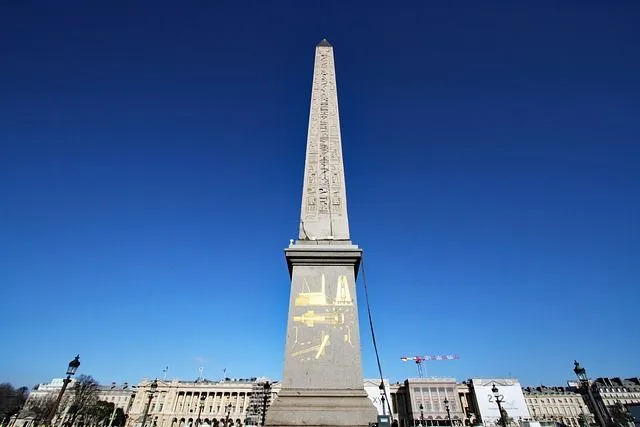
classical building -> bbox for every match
[389,379,475,427]
[98,382,137,412]
[125,378,278,427]
[523,386,593,427]
[12,375,395,427]
[588,377,640,424]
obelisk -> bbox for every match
[266,40,377,427]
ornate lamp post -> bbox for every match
[573,360,607,427]
[141,379,158,427]
[419,403,425,426]
[444,397,452,426]
[196,394,206,427]
[45,355,80,426]
[224,403,233,427]
[261,382,271,426]
[491,384,508,427]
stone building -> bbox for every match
[125,378,278,427]
[389,378,468,427]
[588,377,640,423]
[98,382,137,412]
[523,386,593,427]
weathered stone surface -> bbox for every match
[298,40,350,242]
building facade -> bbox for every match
[468,379,530,427]
[589,377,640,424]
[390,378,467,427]
[125,378,278,427]
[523,386,593,427]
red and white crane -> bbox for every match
[400,354,460,377]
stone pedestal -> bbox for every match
[266,388,377,427]
[265,243,377,426]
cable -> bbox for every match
[360,255,394,420]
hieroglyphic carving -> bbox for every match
[299,44,350,239]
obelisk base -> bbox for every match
[265,388,378,427]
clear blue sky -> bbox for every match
[1,0,638,389]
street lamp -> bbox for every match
[261,382,271,427]
[444,397,452,426]
[419,403,425,426]
[224,403,233,427]
[141,379,158,427]
[491,384,508,427]
[45,355,80,426]
[573,360,607,427]
[196,394,206,427]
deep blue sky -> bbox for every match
[1,1,639,389]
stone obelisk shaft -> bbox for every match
[299,39,350,242]
[266,40,376,427]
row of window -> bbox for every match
[529,406,586,416]
[525,397,583,404]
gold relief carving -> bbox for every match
[290,274,354,361]
[295,275,327,306]
[290,332,330,360]
[293,274,353,308]
[344,326,353,346]
[293,311,344,327]
[334,275,352,306]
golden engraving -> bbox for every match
[315,334,329,359]
[293,310,344,327]
[294,275,328,306]
[290,332,330,359]
[344,325,354,347]
[294,274,353,307]
[334,275,353,306]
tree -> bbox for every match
[64,375,100,427]
[86,401,114,427]
[111,408,126,427]
[578,413,590,427]
[26,396,58,427]
[0,383,28,426]
[608,401,634,427]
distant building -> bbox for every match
[125,378,277,427]
[390,378,467,427]
[468,378,530,427]
[523,386,593,427]
[588,377,640,424]
[363,379,392,416]
[14,379,136,427]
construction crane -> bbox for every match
[400,354,460,377]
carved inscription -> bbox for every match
[303,47,346,225]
